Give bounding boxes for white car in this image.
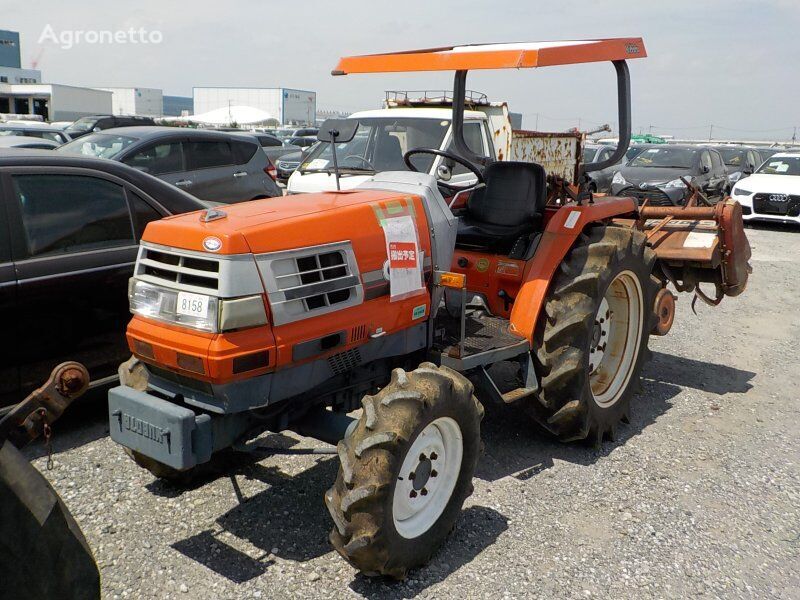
[731,153,800,225]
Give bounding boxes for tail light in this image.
[265,159,277,181]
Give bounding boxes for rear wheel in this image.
[526,225,658,444]
[325,364,482,579]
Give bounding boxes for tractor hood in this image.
[142,190,403,255]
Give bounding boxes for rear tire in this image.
[325,364,482,579]
[526,225,658,445]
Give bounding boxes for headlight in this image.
[129,279,267,333]
[612,172,627,185]
[665,177,690,189]
[732,187,753,197]
[728,171,742,183]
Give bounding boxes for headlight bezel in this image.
[732,187,753,197]
[612,171,627,186]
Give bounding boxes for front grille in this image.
[618,188,675,207]
[278,161,300,170]
[259,242,363,325]
[753,193,800,216]
[140,247,220,291]
[328,348,362,375]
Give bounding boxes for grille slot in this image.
[618,188,675,207]
[351,324,367,342]
[140,247,221,291]
[328,348,362,375]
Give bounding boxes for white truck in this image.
[287,93,582,194]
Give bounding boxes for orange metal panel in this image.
[333,39,646,75]
[508,197,638,344]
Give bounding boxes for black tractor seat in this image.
[456,161,547,255]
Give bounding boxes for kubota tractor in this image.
[108,39,751,578]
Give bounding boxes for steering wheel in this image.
[403,148,484,194]
[343,155,375,170]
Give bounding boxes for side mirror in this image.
[317,118,358,143]
[436,163,452,182]
[701,165,710,174]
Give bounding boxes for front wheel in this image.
[325,364,483,579]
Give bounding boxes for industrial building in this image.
[163,95,192,117]
[0,83,112,121]
[1,29,111,121]
[193,87,316,125]
[0,29,41,85]
[95,87,163,117]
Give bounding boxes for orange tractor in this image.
[109,39,751,578]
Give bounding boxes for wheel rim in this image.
[589,270,644,408]
[392,417,463,539]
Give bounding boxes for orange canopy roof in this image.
[333,38,646,75]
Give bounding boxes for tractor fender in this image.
[509,197,637,344]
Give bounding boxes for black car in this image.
[275,148,309,182]
[583,143,625,193]
[0,150,209,409]
[709,146,762,192]
[611,145,728,205]
[64,115,156,140]
[0,125,71,145]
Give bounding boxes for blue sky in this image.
[2,0,798,141]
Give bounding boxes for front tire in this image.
[526,225,658,445]
[325,364,483,579]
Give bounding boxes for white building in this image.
[193,87,316,126]
[95,87,163,117]
[0,83,112,121]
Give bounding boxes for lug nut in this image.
[420,488,428,496]
[408,471,416,480]
[431,470,438,477]
[410,490,417,498]
[419,453,426,461]
[430,452,438,460]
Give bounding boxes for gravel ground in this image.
[25,224,800,599]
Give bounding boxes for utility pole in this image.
[793,126,797,145]
[709,124,713,141]
[648,124,653,134]
[535,113,539,130]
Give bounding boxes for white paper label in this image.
[382,215,424,300]
[683,231,716,248]
[306,158,329,170]
[564,211,580,229]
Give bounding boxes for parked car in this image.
[57,127,281,202]
[235,131,300,164]
[275,148,313,182]
[0,136,60,150]
[611,144,728,205]
[0,124,71,144]
[709,145,762,192]
[757,147,784,163]
[0,149,210,409]
[583,143,625,193]
[731,153,800,226]
[286,136,317,149]
[276,127,318,140]
[64,115,157,140]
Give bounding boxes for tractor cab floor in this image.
[434,309,525,358]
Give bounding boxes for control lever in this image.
[498,289,515,312]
